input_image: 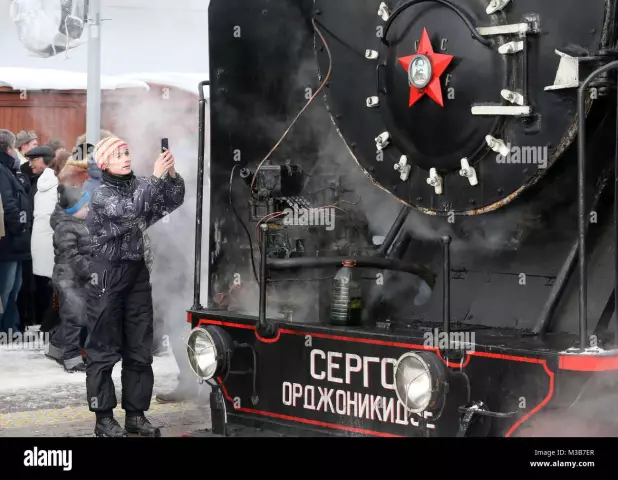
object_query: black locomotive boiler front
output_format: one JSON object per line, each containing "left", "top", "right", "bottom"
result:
{"left": 185, "top": 0, "right": 618, "bottom": 437}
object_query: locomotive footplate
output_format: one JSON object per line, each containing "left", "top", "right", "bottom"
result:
{"left": 186, "top": 310, "right": 618, "bottom": 437}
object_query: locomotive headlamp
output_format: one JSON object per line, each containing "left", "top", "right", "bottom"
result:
{"left": 408, "top": 55, "right": 432, "bottom": 89}
{"left": 187, "top": 325, "right": 233, "bottom": 380}
{"left": 393, "top": 351, "right": 448, "bottom": 413}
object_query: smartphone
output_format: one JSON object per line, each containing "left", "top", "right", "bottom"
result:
{"left": 161, "top": 138, "right": 169, "bottom": 153}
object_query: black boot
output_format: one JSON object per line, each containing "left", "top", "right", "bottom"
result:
{"left": 94, "top": 416, "right": 127, "bottom": 437}
{"left": 125, "top": 414, "right": 161, "bottom": 437}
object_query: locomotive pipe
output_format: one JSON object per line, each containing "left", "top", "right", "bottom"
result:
{"left": 192, "top": 80, "right": 209, "bottom": 311}
{"left": 388, "top": 231, "right": 412, "bottom": 260}
{"left": 258, "top": 223, "right": 269, "bottom": 334}
{"left": 267, "top": 256, "right": 436, "bottom": 288}
{"left": 577, "top": 60, "right": 618, "bottom": 351}
{"left": 442, "top": 235, "right": 452, "bottom": 351}
{"left": 377, "top": 205, "right": 410, "bottom": 256}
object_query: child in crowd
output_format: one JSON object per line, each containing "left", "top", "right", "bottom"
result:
{"left": 45, "top": 184, "right": 91, "bottom": 372}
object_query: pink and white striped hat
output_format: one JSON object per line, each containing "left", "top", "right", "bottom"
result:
{"left": 93, "top": 136, "right": 128, "bottom": 170}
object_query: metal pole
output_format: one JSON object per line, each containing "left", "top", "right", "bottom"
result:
{"left": 442, "top": 235, "right": 451, "bottom": 352}
{"left": 86, "top": 0, "right": 101, "bottom": 145}
{"left": 614, "top": 78, "right": 618, "bottom": 346}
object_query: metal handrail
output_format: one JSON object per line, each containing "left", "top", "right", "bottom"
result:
{"left": 192, "top": 80, "right": 210, "bottom": 311}
{"left": 577, "top": 60, "right": 618, "bottom": 351}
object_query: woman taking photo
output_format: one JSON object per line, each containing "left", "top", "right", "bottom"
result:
{"left": 85, "top": 136, "right": 185, "bottom": 437}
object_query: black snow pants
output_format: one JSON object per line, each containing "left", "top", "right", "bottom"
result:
{"left": 85, "top": 258, "right": 154, "bottom": 414}
{"left": 48, "top": 280, "right": 87, "bottom": 369}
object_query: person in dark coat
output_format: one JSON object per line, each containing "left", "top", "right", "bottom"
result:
{"left": 85, "top": 136, "right": 185, "bottom": 437}
{"left": 0, "top": 129, "right": 32, "bottom": 334}
{"left": 45, "top": 185, "right": 91, "bottom": 372}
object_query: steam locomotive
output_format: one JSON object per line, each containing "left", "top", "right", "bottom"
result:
{"left": 186, "top": 0, "right": 618, "bottom": 437}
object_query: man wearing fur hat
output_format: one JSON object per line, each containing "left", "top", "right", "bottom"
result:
{"left": 85, "top": 135, "right": 185, "bottom": 437}
{"left": 14, "top": 130, "right": 38, "bottom": 167}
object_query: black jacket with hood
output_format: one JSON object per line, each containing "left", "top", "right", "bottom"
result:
{"left": 0, "top": 151, "right": 32, "bottom": 261}
{"left": 50, "top": 204, "right": 92, "bottom": 286}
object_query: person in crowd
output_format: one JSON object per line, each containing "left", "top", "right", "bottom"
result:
{"left": 0, "top": 193, "right": 3, "bottom": 316}
{"left": 0, "top": 129, "right": 32, "bottom": 334}
{"left": 14, "top": 130, "right": 38, "bottom": 167}
{"left": 85, "top": 136, "right": 185, "bottom": 437}
{"left": 38, "top": 150, "right": 72, "bottom": 336}
{"left": 0, "top": 192, "right": 4, "bottom": 239}
{"left": 17, "top": 145, "right": 55, "bottom": 330}
{"left": 31, "top": 146, "right": 60, "bottom": 333}
{"left": 46, "top": 184, "right": 91, "bottom": 372}
{"left": 24, "top": 146, "right": 55, "bottom": 199}
{"left": 74, "top": 129, "right": 113, "bottom": 196}
{"left": 47, "top": 139, "right": 66, "bottom": 156}
{"left": 58, "top": 157, "right": 90, "bottom": 188}
{"left": 52, "top": 150, "right": 71, "bottom": 177}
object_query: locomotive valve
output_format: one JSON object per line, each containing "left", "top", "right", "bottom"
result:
{"left": 459, "top": 158, "right": 478, "bottom": 186}
{"left": 498, "top": 41, "right": 524, "bottom": 54}
{"left": 485, "top": 135, "right": 511, "bottom": 157}
{"left": 367, "top": 96, "right": 380, "bottom": 107}
{"left": 375, "top": 131, "right": 390, "bottom": 151}
{"left": 486, "top": 0, "right": 512, "bottom": 15}
{"left": 426, "top": 168, "right": 443, "bottom": 195}
{"left": 377, "top": 2, "right": 391, "bottom": 21}
{"left": 501, "top": 89, "right": 524, "bottom": 105}
{"left": 394, "top": 155, "right": 411, "bottom": 181}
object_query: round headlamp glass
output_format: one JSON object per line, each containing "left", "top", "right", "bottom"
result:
{"left": 394, "top": 352, "right": 436, "bottom": 413}
{"left": 187, "top": 327, "right": 218, "bottom": 379}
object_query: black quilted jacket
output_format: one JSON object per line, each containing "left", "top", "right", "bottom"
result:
{"left": 50, "top": 204, "right": 92, "bottom": 285}
{"left": 85, "top": 170, "right": 185, "bottom": 264}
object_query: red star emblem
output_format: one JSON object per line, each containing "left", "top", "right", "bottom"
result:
{"left": 397, "top": 28, "right": 454, "bottom": 107}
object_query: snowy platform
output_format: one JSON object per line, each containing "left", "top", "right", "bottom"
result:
{"left": 0, "top": 340, "right": 211, "bottom": 437}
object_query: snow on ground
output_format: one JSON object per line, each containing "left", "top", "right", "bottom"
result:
{"left": 0, "top": 342, "right": 182, "bottom": 414}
